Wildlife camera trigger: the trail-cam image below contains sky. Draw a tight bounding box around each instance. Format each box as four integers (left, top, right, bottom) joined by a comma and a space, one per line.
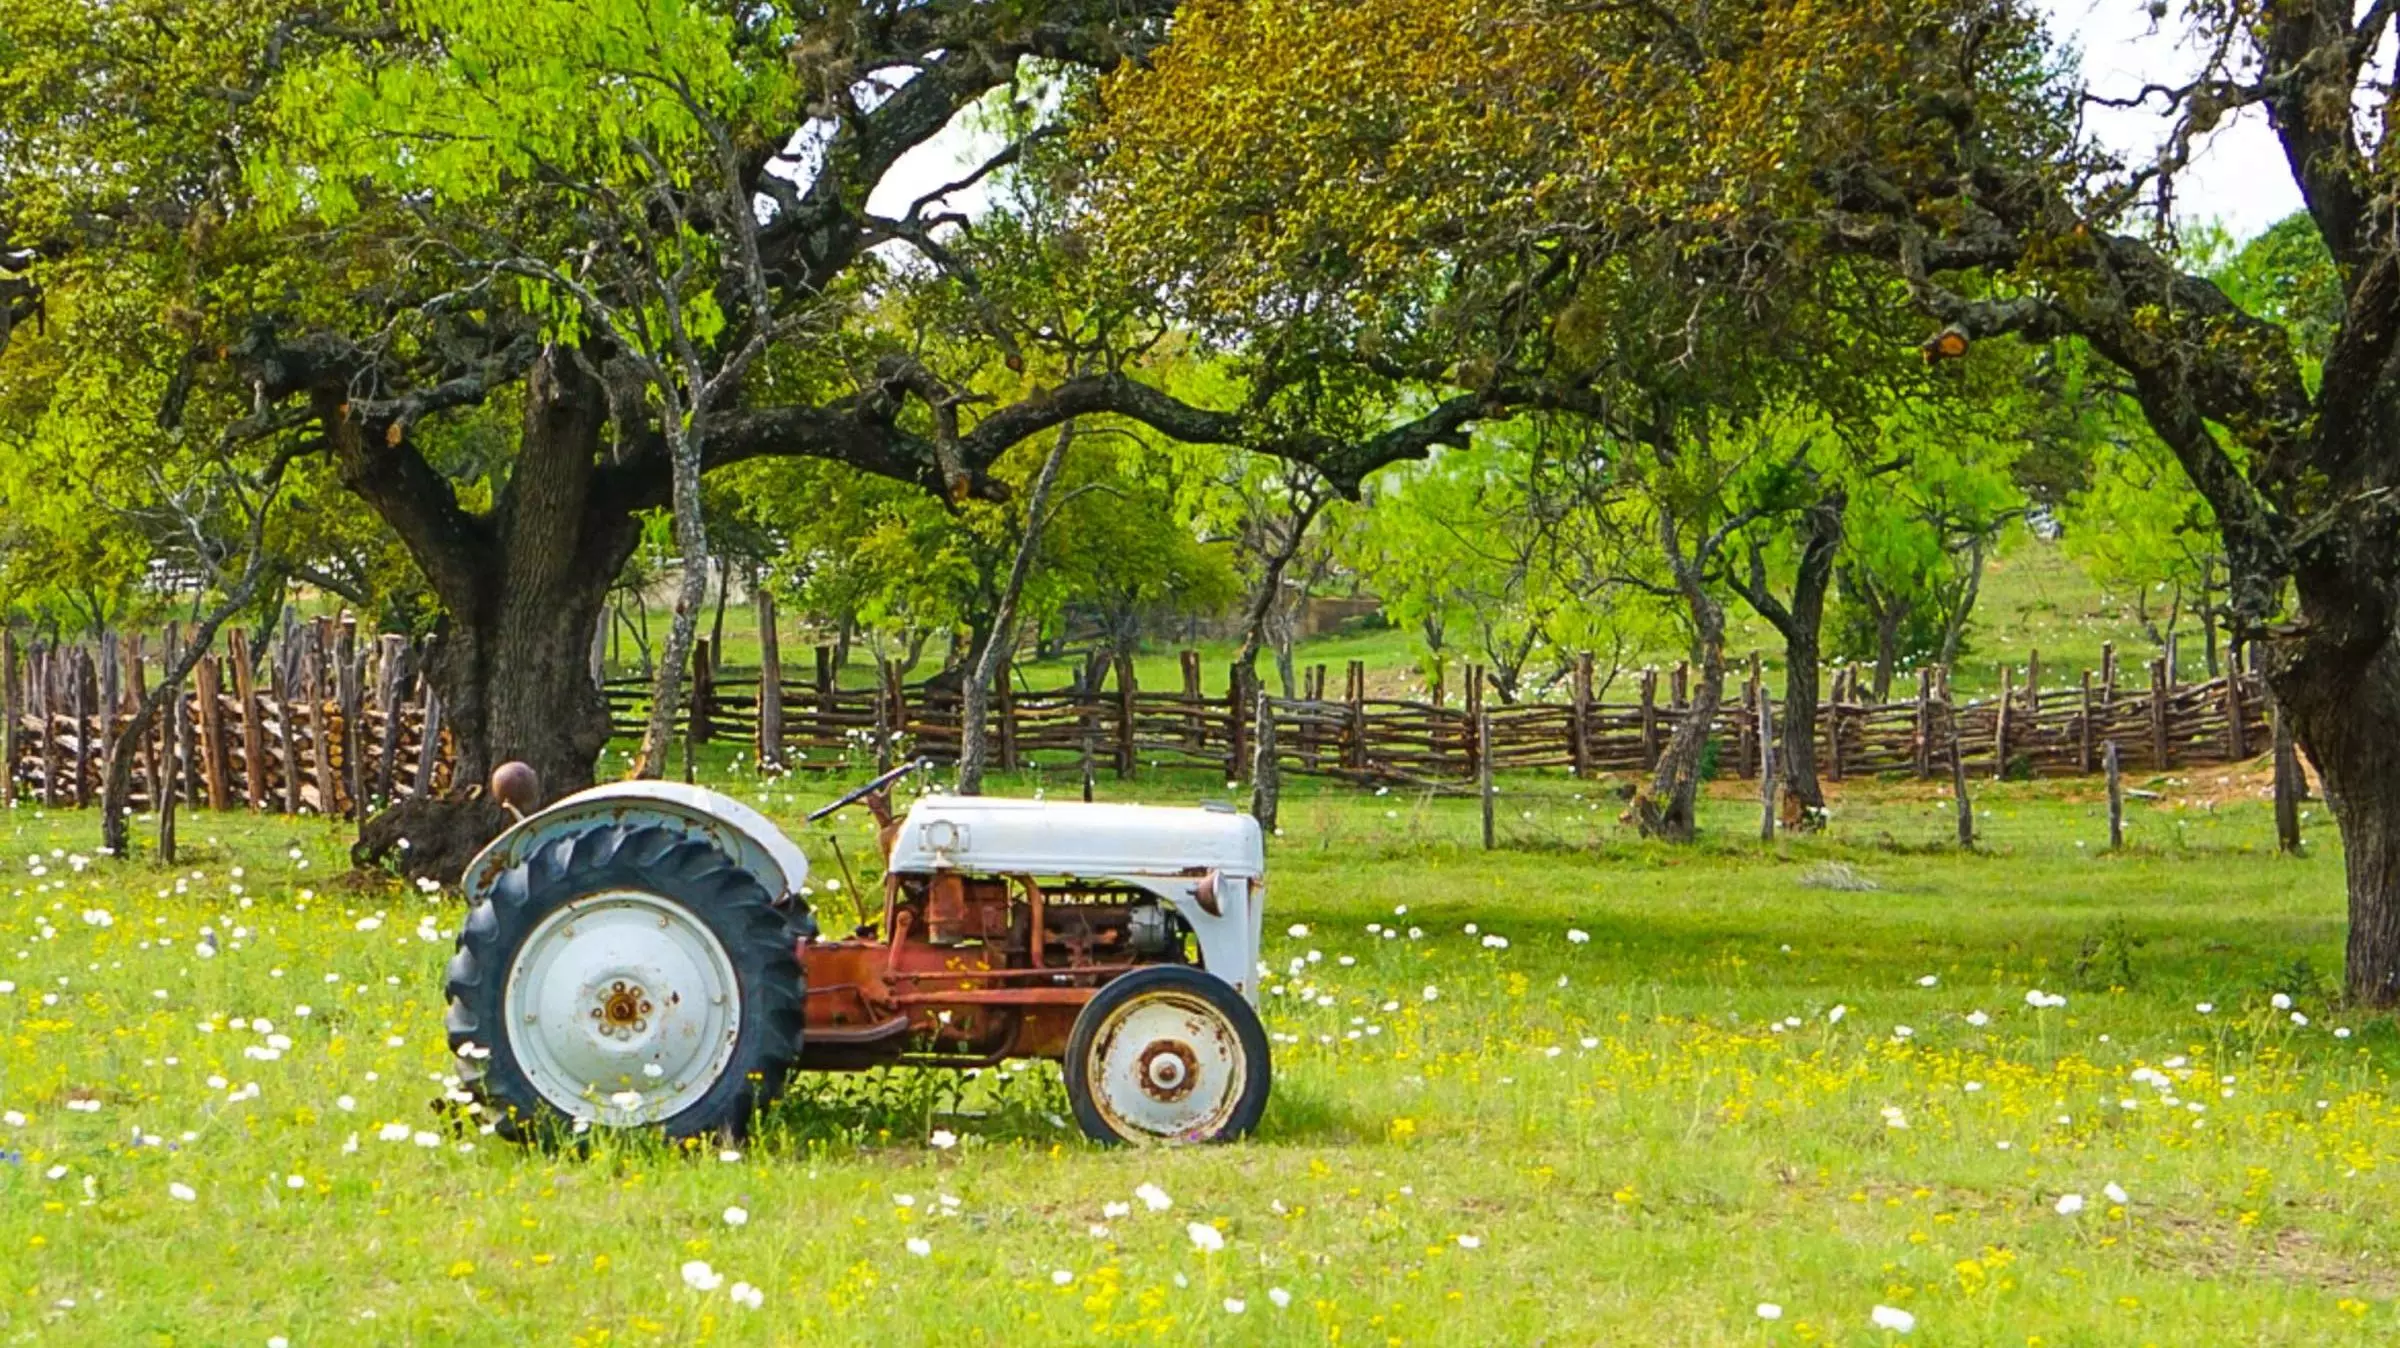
2041, 0, 2303, 240
867, 2, 2311, 244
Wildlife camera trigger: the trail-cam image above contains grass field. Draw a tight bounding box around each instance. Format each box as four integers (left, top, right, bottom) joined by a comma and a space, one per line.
3, 758, 2392, 1345
617, 532, 2209, 705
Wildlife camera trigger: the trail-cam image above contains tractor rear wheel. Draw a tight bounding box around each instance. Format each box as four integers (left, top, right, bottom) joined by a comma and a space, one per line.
444, 823, 809, 1141
1064, 966, 1271, 1145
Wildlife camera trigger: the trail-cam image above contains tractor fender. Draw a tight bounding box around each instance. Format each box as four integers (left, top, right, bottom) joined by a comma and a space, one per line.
461, 781, 809, 904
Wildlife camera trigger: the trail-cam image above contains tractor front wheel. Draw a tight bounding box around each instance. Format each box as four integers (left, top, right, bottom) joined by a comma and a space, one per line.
1064, 966, 1270, 1146
444, 823, 809, 1141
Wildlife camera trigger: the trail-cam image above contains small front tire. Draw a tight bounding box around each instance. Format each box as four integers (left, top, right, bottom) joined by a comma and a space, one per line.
1064, 966, 1271, 1146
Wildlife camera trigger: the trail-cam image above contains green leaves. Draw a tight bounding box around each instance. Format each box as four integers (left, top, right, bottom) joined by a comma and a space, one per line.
252, 0, 788, 225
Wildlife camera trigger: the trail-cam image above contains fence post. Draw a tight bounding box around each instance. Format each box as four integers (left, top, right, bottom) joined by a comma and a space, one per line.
1181, 650, 1203, 754
339, 621, 367, 821
1226, 663, 1249, 784
1115, 651, 1137, 779
997, 659, 1019, 772
690, 638, 716, 747
1477, 708, 1495, 851
1346, 659, 1367, 773
195, 654, 230, 810
307, 625, 337, 813
1429, 653, 1445, 709
0, 629, 14, 805
872, 661, 893, 775
1758, 687, 1776, 843
1740, 653, 1761, 779
157, 628, 182, 861
1949, 701, 1973, 848
1464, 665, 1485, 781
1639, 667, 1659, 770
2105, 739, 2124, 850
273, 645, 302, 813
2077, 669, 2095, 774
1250, 687, 1279, 834
2148, 657, 2170, 769
2222, 661, 2248, 760
1920, 662, 1939, 777
228, 631, 263, 810
35, 644, 57, 807
372, 635, 407, 809
756, 590, 784, 773
1992, 663, 2012, 780
413, 661, 443, 800
814, 644, 836, 714
1827, 665, 1846, 783
1080, 701, 1097, 803
2101, 641, 2118, 702
884, 659, 907, 765
1570, 651, 1593, 778
72, 647, 95, 808
2272, 702, 2303, 853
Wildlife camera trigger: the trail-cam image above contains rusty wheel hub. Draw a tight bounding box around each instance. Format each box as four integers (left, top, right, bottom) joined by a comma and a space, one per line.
1086, 991, 1248, 1142
590, 980, 654, 1041
1137, 1040, 1199, 1102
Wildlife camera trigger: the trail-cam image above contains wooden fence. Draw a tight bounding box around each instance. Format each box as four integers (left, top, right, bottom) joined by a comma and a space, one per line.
2, 618, 2271, 813
633, 637, 2273, 787
0, 618, 450, 816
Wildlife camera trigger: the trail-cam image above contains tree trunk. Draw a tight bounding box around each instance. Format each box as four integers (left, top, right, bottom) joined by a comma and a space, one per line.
634, 411, 712, 777
1638, 619, 1723, 842
1866, 582, 1909, 702
1270, 607, 1299, 700
1730, 493, 1841, 822
101, 570, 270, 858
959, 424, 1074, 795
339, 349, 640, 882
2273, 632, 2400, 1006
1937, 536, 1986, 669
1639, 577, 1725, 842
1233, 488, 1328, 681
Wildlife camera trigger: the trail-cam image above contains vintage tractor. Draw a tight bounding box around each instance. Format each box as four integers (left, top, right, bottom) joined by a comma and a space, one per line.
443, 762, 1271, 1146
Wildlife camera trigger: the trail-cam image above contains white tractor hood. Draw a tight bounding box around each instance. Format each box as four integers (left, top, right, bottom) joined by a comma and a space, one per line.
886, 796, 1265, 878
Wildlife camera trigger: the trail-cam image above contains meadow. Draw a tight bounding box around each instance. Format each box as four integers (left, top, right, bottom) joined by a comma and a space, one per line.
611, 533, 2187, 703
2, 755, 2393, 1345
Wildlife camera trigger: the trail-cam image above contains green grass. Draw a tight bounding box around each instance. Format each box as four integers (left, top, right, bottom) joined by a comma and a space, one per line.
2, 761, 2389, 1345
620, 533, 2203, 705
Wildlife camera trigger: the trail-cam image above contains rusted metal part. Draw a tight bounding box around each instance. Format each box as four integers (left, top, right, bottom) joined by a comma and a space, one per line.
1137, 1039, 1201, 1102
591, 979, 654, 1039
791, 864, 1192, 1070
1025, 876, 1046, 969
1082, 986, 1251, 1140
891, 987, 1101, 1007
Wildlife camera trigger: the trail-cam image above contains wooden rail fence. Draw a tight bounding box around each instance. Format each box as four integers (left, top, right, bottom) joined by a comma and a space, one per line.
1, 622, 2271, 812
635, 638, 2274, 787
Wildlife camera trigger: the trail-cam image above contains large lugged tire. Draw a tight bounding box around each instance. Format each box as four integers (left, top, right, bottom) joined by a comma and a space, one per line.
1064, 966, 1271, 1146
444, 823, 810, 1141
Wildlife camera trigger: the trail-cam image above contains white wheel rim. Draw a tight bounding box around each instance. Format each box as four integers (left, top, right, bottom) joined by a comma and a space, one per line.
1085, 988, 1248, 1142
500, 888, 743, 1126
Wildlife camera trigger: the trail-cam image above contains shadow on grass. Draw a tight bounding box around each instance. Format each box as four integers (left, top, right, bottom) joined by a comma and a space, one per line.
746, 1062, 1375, 1152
